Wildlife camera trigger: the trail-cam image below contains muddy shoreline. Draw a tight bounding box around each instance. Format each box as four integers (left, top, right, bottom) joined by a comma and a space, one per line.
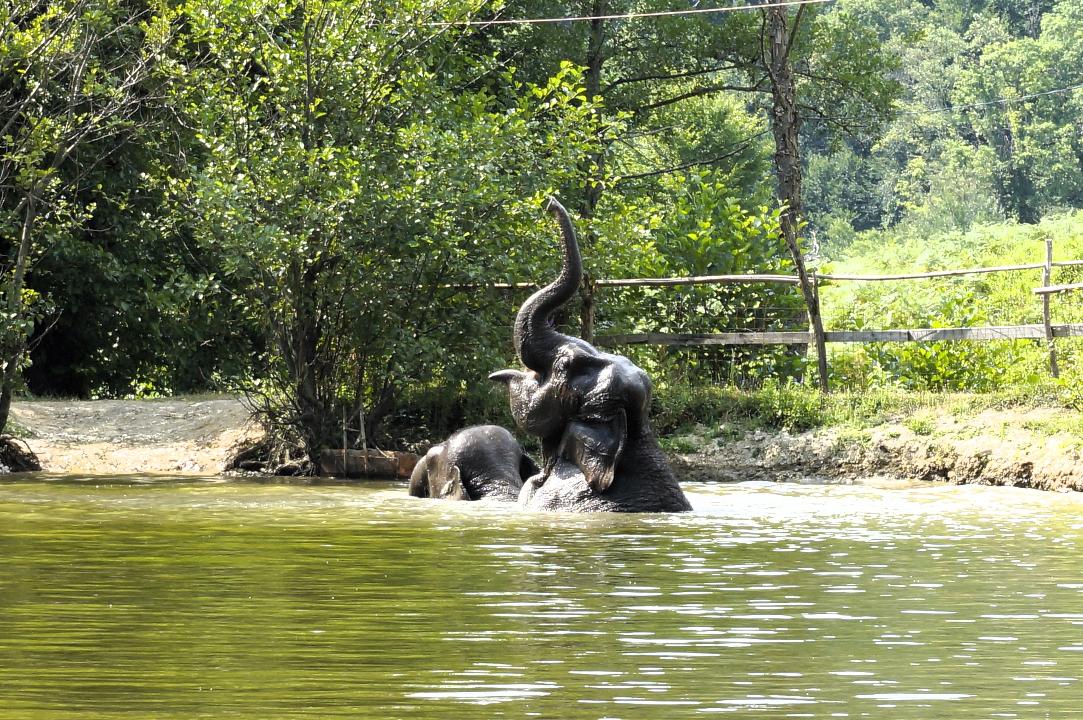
671, 418, 1083, 492
6, 398, 260, 475
6, 398, 1082, 492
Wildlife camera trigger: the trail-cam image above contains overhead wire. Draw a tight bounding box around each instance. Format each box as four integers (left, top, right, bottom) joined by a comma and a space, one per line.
895, 81, 1083, 116
427, 1, 1079, 124
427, 0, 835, 27
809, 81, 1083, 130
426, 1, 1080, 142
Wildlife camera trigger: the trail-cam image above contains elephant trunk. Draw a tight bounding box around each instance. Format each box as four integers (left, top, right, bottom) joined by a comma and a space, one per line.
514, 197, 582, 374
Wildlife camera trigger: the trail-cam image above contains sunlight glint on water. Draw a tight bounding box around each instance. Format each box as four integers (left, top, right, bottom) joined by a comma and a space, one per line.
1, 476, 1082, 718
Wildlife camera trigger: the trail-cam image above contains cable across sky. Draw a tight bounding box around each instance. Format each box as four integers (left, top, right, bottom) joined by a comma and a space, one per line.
897, 81, 1083, 115
428, 0, 835, 27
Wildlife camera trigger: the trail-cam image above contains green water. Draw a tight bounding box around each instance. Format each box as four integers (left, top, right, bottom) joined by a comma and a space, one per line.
2, 476, 1082, 719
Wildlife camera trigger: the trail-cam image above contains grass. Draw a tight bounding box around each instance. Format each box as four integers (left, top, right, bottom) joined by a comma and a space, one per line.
650, 379, 1083, 440
658, 435, 701, 453
904, 415, 935, 436
1021, 415, 1083, 439
652, 381, 935, 435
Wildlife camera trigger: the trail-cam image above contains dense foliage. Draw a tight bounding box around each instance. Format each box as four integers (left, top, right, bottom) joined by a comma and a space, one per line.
798, 0, 1083, 400
807, 0, 1083, 248
3, 0, 1081, 453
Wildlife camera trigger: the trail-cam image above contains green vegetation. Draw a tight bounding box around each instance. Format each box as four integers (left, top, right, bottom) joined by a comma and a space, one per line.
802, 0, 1083, 396
0, 417, 30, 439
821, 211, 1083, 392
2, 0, 897, 454
651, 381, 938, 436
904, 414, 935, 436
807, 0, 1083, 243
3, 0, 1082, 460
651, 379, 1083, 443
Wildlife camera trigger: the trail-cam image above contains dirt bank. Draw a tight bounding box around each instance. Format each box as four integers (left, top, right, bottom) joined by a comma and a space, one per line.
670, 405, 1083, 492
7, 397, 261, 475
7, 397, 1083, 490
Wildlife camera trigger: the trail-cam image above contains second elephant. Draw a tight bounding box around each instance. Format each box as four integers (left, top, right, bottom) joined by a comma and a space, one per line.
408, 424, 539, 502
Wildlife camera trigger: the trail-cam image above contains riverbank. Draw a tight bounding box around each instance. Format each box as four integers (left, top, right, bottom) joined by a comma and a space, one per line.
669, 403, 1083, 492
6, 394, 1083, 491
6, 397, 260, 475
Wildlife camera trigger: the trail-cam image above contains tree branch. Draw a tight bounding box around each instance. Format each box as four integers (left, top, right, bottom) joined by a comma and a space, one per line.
615, 130, 769, 183
636, 79, 767, 114
785, 4, 807, 60
605, 62, 742, 92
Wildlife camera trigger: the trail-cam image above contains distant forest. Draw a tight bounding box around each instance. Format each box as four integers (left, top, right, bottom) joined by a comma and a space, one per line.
805, 0, 1083, 248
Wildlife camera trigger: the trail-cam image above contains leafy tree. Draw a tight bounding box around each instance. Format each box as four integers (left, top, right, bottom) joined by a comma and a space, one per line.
170, 0, 601, 461
1, 0, 176, 431
812, 0, 1083, 245
473, 1, 896, 395
478, 1, 774, 340
602, 172, 805, 387
804, 146, 885, 243
954, 1, 1083, 223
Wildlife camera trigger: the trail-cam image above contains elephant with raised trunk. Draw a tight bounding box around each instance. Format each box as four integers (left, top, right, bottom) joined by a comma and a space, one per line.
489, 198, 692, 513
408, 425, 540, 502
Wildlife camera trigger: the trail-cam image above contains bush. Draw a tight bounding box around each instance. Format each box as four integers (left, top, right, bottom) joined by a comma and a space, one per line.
651, 380, 827, 435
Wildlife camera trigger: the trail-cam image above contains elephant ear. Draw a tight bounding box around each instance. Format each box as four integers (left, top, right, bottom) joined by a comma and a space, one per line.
438, 464, 470, 500
559, 408, 627, 494
408, 445, 443, 498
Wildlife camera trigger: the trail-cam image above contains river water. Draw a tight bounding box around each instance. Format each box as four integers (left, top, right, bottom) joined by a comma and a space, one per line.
2, 476, 1082, 719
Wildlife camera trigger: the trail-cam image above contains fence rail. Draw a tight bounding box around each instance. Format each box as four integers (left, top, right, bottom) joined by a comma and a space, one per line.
489, 259, 1083, 290
576, 240, 1083, 387
818, 259, 1083, 282
490, 273, 801, 289
1035, 281, 1083, 295
599, 323, 1083, 348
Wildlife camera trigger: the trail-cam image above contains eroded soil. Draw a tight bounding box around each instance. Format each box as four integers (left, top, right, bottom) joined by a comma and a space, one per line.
671, 405, 1083, 492
8, 397, 1083, 490
8, 397, 261, 475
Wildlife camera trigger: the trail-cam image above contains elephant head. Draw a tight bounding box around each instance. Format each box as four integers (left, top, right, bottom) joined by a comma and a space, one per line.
490, 353, 652, 495
408, 424, 539, 502
489, 198, 654, 495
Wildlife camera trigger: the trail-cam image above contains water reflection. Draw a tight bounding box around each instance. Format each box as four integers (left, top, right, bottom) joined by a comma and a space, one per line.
2, 476, 1083, 718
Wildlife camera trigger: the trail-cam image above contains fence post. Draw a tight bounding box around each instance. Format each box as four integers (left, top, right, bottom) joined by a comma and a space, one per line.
1042, 236, 1059, 378
809, 270, 829, 391
782, 245, 829, 392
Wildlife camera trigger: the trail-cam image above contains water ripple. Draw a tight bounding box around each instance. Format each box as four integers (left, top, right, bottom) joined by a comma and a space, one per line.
3, 477, 1083, 718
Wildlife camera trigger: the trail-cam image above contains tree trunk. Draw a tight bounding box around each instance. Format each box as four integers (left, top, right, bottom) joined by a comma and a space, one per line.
765, 7, 829, 392
295, 290, 325, 461
1, 194, 38, 434
0, 384, 12, 436
274, 258, 327, 463
577, 0, 607, 344
365, 378, 397, 444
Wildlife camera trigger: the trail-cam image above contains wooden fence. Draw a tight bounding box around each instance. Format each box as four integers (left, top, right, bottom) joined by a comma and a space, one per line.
579, 238, 1083, 388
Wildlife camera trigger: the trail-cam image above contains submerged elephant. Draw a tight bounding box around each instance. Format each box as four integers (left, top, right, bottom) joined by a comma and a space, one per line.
489, 198, 692, 513
408, 424, 540, 501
